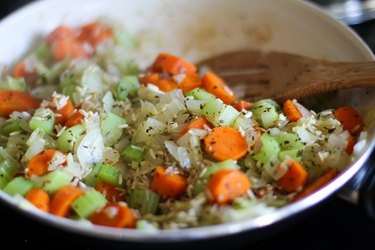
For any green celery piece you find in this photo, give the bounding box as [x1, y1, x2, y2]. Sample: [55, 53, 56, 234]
[121, 144, 146, 162]
[29, 108, 55, 134]
[116, 76, 140, 100]
[71, 190, 107, 218]
[115, 30, 136, 48]
[83, 164, 102, 187]
[128, 188, 160, 215]
[192, 180, 206, 196]
[136, 220, 159, 231]
[0, 147, 21, 178]
[4, 177, 34, 196]
[56, 125, 85, 152]
[202, 98, 224, 124]
[250, 99, 279, 128]
[97, 163, 121, 186]
[41, 170, 72, 194]
[0, 174, 10, 189]
[275, 132, 303, 150]
[0, 76, 27, 92]
[62, 84, 77, 103]
[0, 160, 20, 180]
[100, 112, 126, 147]
[279, 148, 301, 161]
[35, 43, 52, 62]
[216, 104, 240, 127]
[253, 133, 280, 164]
[186, 88, 215, 100]
[1, 119, 24, 136]
[202, 159, 240, 179]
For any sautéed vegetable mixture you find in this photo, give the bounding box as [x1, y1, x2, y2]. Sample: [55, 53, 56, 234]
[0, 21, 366, 230]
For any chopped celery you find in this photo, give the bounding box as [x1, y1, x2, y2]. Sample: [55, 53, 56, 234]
[3, 177, 34, 196]
[279, 149, 301, 161]
[83, 164, 102, 187]
[41, 170, 72, 194]
[0, 174, 10, 189]
[6, 134, 28, 160]
[275, 132, 303, 150]
[71, 190, 107, 218]
[56, 125, 85, 152]
[121, 144, 146, 162]
[192, 180, 206, 196]
[1, 119, 24, 136]
[29, 108, 55, 134]
[35, 43, 52, 61]
[100, 112, 126, 147]
[202, 98, 239, 127]
[133, 117, 166, 143]
[216, 104, 240, 127]
[97, 163, 121, 186]
[0, 76, 27, 91]
[62, 84, 77, 102]
[136, 220, 159, 231]
[0, 160, 20, 180]
[202, 160, 240, 179]
[202, 98, 224, 124]
[253, 133, 280, 164]
[115, 30, 136, 48]
[186, 88, 215, 100]
[60, 71, 77, 99]
[0, 147, 21, 178]
[116, 76, 140, 100]
[250, 99, 279, 128]
[128, 188, 160, 215]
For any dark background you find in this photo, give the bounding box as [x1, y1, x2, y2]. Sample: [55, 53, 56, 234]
[1, 1, 375, 249]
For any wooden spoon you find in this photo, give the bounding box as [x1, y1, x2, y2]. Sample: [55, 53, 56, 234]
[197, 49, 375, 102]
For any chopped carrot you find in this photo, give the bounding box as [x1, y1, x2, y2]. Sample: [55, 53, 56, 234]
[345, 135, 356, 155]
[276, 159, 308, 193]
[150, 166, 188, 198]
[25, 188, 50, 212]
[0, 90, 39, 117]
[27, 149, 60, 177]
[207, 169, 251, 205]
[91, 203, 136, 228]
[139, 73, 160, 86]
[46, 25, 77, 45]
[152, 53, 196, 75]
[52, 39, 88, 60]
[12, 62, 34, 79]
[50, 185, 84, 217]
[334, 106, 364, 135]
[78, 21, 113, 46]
[95, 181, 125, 202]
[202, 71, 236, 104]
[203, 126, 248, 161]
[65, 111, 84, 128]
[180, 117, 212, 136]
[52, 99, 75, 125]
[234, 100, 252, 112]
[283, 99, 302, 122]
[180, 73, 202, 94]
[152, 78, 179, 92]
[293, 169, 339, 201]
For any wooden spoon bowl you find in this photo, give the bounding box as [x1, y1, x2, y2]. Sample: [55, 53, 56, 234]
[197, 50, 375, 102]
